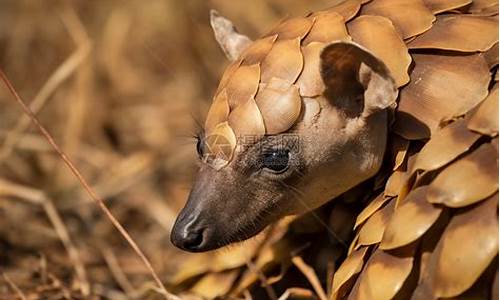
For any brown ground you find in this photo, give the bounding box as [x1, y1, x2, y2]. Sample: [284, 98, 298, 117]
[0, 1, 343, 299]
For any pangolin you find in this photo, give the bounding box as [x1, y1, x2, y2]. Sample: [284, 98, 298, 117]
[171, 0, 499, 299]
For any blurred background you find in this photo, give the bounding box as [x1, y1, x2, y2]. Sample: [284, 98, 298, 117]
[0, 0, 339, 299]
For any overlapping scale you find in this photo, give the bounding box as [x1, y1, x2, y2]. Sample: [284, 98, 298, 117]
[409, 283, 434, 300]
[354, 193, 392, 229]
[358, 199, 395, 246]
[422, 0, 472, 13]
[256, 79, 302, 134]
[224, 63, 260, 109]
[493, 137, 499, 152]
[427, 143, 498, 207]
[360, 0, 435, 39]
[347, 15, 411, 87]
[203, 122, 237, 170]
[267, 17, 314, 40]
[241, 35, 278, 65]
[215, 60, 241, 95]
[390, 134, 409, 171]
[467, 84, 499, 136]
[483, 42, 499, 68]
[348, 249, 414, 300]
[260, 38, 303, 85]
[331, 247, 369, 298]
[427, 194, 499, 298]
[323, 0, 362, 22]
[394, 53, 490, 140]
[411, 119, 480, 172]
[348, 233, 361, 255]
[467, 0, 499, 15]
[296, 42, 326, 97]
[380, 187, 443, 250]
[228, 97, 265, 138]
[303, 11, 351, 45]
[384, 170, 408, 197]
[205, 89, 230, 134]
[408, 15, 499, 52]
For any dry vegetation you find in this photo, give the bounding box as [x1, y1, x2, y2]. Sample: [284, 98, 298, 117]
[0, 0, 342, 299]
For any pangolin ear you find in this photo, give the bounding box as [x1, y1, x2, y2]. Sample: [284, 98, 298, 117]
[210, 9, 252, 61]
[320, 42, 398, 117]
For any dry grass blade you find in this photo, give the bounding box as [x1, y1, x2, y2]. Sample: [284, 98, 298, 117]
[0, 178, 89, 295]
[246, 260, 278, 300]
[291, 256, 328, 300]
[2, 273, 27, 300]
[0, 69, 179, 300]
[43, 199, 90, 296]
[0, 38, 90, 165]
[277, 287, 314, 300]
[100, 244, 136, 297]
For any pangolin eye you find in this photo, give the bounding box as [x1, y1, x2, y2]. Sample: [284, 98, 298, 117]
[196, 136, 204, 158]
[262, 150, 289, 173]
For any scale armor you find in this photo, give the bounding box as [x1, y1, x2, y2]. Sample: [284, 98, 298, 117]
[201, 0, 499, 298]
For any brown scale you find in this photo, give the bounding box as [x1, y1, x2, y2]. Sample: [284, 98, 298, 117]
[204, 0, 499, 298]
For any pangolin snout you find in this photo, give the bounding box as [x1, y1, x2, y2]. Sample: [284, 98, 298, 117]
[171, 211, 212, 252]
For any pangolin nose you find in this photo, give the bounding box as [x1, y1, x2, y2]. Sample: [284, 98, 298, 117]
[171, 215, 207, 252]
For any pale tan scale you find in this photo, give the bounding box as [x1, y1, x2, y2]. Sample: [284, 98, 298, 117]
[354, 192, 392, 229]
[384, 170, 407, 197]
[296, 42, 327, 97]
[409, 15, 499, 52]
[215, 60, 241, 95]
[357, 199, 395, 246]
[357, 250, 414, 300]
[320, 0, 362, 22]
[380, 186, 443, 250]
[427, 143, 499, 207]
[348, 232, 361, 256]
[205, 89, 230, 133]
[241, 35, 278, 65]
[493, 136, 499, 152]
[360, 0, 436, 39]
[303, 11, 351, 45]
[483, 42, 499, 68]
[427, 194, 499, 298]
[467, 84, 499, 136]
[255, 79, 302, 134]
[347, 15, 411, 87]
[394, 53, 490, 140]
[331, 247, 369, 298]
[224, 63, 260, 109]
[409, 283, 434, 300]
[348, 249, 414, 300]
[468, 0, 499, 15]
[422, 0, 472, 14]
[260, 38, 304, 85]
[228, 97, 265, 138]
[412, 119, 481, 172]
[203, 122, 237, 170]
[266, 16, 314, 40]
[390, 134, 409, 171]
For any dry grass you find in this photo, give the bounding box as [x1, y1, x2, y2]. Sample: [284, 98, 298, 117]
[0, 1, 341, 299]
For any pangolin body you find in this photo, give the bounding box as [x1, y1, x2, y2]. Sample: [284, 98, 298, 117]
[203, 0, 499, 298]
